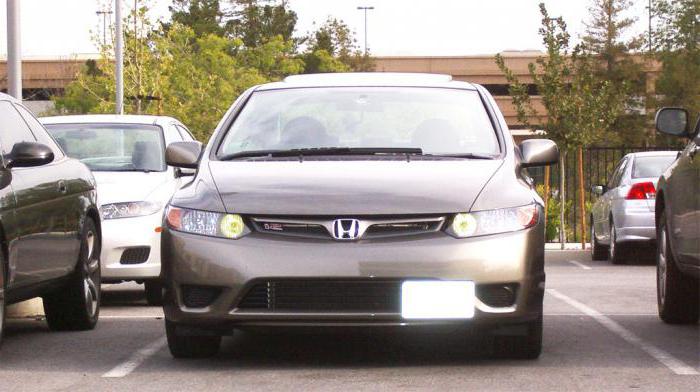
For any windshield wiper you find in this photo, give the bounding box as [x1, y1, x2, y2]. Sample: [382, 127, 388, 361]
[426, 152, 497, 160]
[219, 147, 424, 160]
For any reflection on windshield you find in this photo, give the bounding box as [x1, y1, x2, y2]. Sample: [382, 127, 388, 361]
[218, 87, 500, 157]
[45, 123, 166, 172]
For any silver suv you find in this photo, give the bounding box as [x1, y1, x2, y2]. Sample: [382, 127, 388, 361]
[160, 73, 559, 359]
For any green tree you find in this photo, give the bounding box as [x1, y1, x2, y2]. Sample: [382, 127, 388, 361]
[496, 3, 622, 244]
[581, 0, 647, 145]
[168, 0, 228, 37]
[302, 17, 374, 73]
[653, 0, 700, 118]
[227, 0, 297, 48]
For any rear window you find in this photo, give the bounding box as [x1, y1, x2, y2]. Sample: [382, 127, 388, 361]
[632, 155, 676, 179]
[218, 87, 500, 157]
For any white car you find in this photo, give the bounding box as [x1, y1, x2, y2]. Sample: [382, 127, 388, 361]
[40, 115, 197, 305]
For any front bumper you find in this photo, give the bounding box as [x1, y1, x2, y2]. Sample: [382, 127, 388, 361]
[162, 217, 545, 329]
[101, 212, 163, 282]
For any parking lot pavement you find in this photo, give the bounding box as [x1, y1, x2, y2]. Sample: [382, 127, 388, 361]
[1, 250, 698, 391]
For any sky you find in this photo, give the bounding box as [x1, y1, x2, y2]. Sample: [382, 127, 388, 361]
[0, 0, 650, 58]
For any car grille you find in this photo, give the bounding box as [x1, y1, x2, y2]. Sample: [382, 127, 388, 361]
[237, 279, 403, 313]
[250, 216, 445, 240]
[182, 285, 222, 308]
[119, 247, 150, 264]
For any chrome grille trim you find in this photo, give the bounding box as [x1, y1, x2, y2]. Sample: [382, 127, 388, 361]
[250, 216, 446, 240]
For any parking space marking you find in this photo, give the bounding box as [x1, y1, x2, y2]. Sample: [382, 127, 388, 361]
[547, 289, 698, 376]
[567, 260, 592, 270]
[102, 336, 167, 378]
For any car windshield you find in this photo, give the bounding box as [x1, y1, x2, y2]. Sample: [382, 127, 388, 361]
[632, 155, 676, 178]
[45, 123, 166, 172]
[217, 87, 500, 157]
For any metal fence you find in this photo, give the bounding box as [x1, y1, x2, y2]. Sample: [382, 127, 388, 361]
[528, 146, 676, 243]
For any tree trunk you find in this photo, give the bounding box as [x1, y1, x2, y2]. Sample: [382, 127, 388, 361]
[559, 150, 566, 249]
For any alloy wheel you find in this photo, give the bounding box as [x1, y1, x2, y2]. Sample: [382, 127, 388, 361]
[83, 230, 99, 318]
[657, 226, 667, 306]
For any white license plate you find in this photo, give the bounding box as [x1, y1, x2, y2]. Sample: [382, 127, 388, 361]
[401, 281, 475, 319]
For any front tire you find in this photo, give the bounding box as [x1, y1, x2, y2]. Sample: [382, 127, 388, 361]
[590, 219, 608, 261]
[165, 319, 221, 358]
[43, 217, 101, 331]
[144, 280, 164, 306]
[0, 254, 6, 349]
[492, 315, 542, 359]
[657, 211, 700, 324]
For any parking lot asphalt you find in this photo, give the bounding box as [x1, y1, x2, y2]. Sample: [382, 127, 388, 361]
[1, 250, 698, 391]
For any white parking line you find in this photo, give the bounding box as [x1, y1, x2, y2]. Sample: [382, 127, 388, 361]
[568, 260, 592, 270]
[547, 289, 699, 376]
[102, 336, 167, 378]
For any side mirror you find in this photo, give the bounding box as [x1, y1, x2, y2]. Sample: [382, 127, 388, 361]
[519, 139, 559, 167]
[655, 108, 689, 137]
[591, 185, 606, 196]
[5, 142, 54, 168]
[166, 141, 202, 169]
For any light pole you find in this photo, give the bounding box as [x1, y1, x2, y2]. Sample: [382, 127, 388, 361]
[97, 8, 114, 48]
[6, 0, 21, 99]
[357, 6, 374, 54]
[115, 0, 124, 114]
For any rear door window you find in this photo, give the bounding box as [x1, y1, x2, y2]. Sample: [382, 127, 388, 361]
[0, 101, 37, 155]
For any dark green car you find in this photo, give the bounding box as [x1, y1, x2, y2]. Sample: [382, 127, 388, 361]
[0, 93, 102, 347]
[654, 108, 700, 324]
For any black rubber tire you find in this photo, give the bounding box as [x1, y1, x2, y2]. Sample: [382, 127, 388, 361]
[165, 319, 221, 358]
[0, 253, 6, 349]
[609, 223, 626, 265]
[657, 210, 700, 324]
[43, 217, 101, 331]
[144, 280, 164, 306]
[590, 219, 608, 261]
[492, 315, 543, 360]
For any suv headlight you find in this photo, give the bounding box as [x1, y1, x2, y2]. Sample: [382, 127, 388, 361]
[100, 201, 161, 220]
[447, 204, 539, 238]
[165, 206, 249, 239]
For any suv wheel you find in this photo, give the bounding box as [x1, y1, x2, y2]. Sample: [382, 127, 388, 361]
[144, 280, 164, 306]
[165, 319, 221, 358]
[657, 211, 700, 324]
[43, 217, 101, 331]
[609, 223, 625, 265]
[590, 220, 608, 261]
[492, 315, 542, 359]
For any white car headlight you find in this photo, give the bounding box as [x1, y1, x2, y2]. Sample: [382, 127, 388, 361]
[165, 206, 248, 239]
[100, 201, 161, 220]
[447, 204, 539, 238]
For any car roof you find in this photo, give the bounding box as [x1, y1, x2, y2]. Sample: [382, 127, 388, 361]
[0, 92, 21, 104]
[39, 114, 180, 126]
[625, 151, 679, 159]
[256, 72, 477, 91]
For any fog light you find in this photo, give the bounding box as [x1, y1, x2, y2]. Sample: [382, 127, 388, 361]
[220, 214, 245, 239]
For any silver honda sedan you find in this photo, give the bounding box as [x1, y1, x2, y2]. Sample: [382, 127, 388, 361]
[590, 151, 678, 263]
[160, 73, 559, 359]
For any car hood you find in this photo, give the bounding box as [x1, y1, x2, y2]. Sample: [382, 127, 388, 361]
[208, 159, 504, 215]
[92, 171, 171, 206]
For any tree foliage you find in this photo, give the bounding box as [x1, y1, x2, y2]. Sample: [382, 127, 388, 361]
[580, 0, 646, 145]
[652, 0, 700, 117]
[54, 0, 369, 140]
[496, 3, 622, 151]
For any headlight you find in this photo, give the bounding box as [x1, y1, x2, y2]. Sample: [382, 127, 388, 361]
[165, 206, 248, 239]
[100, 201, 161, 220]
[447, 204, 539, 238]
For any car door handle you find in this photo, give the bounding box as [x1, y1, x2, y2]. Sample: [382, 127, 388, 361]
[58, 180, 67, 194]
